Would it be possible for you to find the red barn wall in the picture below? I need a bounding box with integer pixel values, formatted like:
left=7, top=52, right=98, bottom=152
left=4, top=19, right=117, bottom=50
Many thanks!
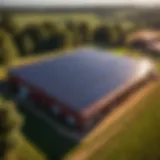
left=8, top=74, right=85, bottom=128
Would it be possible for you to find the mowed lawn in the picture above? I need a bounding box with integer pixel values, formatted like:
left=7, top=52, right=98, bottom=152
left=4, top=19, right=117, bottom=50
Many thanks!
left=89, top=84, right=160, bottom=160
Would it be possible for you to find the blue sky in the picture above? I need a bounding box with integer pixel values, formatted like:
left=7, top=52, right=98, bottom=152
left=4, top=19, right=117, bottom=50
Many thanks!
left=2, top=0, right=160, bottom=7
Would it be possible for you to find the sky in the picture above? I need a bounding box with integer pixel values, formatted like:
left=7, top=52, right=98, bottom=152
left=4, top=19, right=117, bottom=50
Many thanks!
left=2, top=0, right=160, bottom=7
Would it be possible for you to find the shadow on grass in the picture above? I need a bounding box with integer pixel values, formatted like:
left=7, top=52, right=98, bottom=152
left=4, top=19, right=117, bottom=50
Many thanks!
left=19, top=108, right=78, bottom=160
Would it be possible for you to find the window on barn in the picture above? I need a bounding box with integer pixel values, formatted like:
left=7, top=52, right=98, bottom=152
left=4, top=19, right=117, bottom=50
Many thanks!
left=51, top=105, right=60, bottom=115
left=65, top=115, right=76, bottom=126
left=16, top=84, right=29, bottom=101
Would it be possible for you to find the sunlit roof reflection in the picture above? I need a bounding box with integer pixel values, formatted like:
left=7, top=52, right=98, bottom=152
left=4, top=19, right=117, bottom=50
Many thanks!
left=137, top=59, right=155, bottom=78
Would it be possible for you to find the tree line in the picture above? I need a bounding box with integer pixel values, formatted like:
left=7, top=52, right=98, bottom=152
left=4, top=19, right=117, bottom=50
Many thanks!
left=0, top=97, right=23, bottom=160
left=0, top=13, right=136, bottom=65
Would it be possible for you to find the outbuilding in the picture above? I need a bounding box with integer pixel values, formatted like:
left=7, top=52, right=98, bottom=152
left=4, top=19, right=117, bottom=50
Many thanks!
left=7, top=48, right=156, bottom=130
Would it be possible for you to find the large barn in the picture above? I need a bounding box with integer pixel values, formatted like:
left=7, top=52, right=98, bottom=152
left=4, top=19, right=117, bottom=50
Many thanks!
left=7, top=48, right=156, bottom=130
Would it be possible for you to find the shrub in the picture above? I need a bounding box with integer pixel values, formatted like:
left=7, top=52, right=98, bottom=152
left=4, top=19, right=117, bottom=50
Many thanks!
left=77, top=21, right=91, bottom=44
left=42, top=21, right=58, bottom=35
left=23, top=24, right=41, bottom=44
left=48, top=29, right=73, bottom=51
left=1, top=13, right=19, bottom=36
left=113, top=23, right=131, bottom=46
left=35, top=22, right=59, bottom=53
left=93, top=24, right=114, bottom=46
left=65, top=20, right=77, bottom=32
left=0, top=98, right=24, bottom=159
left=20, top=34, right=36, bottom=56
left=0, top=30, right=19, bottom=65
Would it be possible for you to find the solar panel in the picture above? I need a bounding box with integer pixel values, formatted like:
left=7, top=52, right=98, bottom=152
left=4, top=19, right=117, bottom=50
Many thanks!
left=9, top=48, right=153, bottom=112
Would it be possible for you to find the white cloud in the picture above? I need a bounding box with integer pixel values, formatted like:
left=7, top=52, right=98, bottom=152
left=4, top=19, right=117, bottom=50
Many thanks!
left=3, top=0, right=160, bottom=7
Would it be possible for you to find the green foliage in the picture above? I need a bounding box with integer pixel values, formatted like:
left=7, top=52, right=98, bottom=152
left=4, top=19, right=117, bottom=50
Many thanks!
left=1, top=13, right=20, bottom=36
left=0, top=30, right=19, bottom=65
left=65, top=20, right=77, bottom=32
left=42, top=21, right=58, bottom=35
left=0, top=14, right=142, bottom=58
left=93, top=24, right=115, bottom=47
left=20, top=34, right=36, bottom=56
left=35, top=23, right=59, bottom=52
left=0, top=98, right=24, bottom=159
left=114, top=24, right=127, bottom=46
left=77, top=21, right=92, bottom=44
left=48, top=29, right=73, bottom=51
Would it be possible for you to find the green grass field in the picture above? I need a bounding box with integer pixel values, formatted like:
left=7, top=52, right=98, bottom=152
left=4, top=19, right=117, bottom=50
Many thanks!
left=16, top=136, right=47, bottom=160
left=12, top=13, right=100, bottom=29
left=89, top=84, right=160, bottom=160
left=1, top=12, right=160, bottom=160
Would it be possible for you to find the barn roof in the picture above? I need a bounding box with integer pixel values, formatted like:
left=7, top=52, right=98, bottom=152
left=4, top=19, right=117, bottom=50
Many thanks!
left=9, top=48, right=154, bottom=112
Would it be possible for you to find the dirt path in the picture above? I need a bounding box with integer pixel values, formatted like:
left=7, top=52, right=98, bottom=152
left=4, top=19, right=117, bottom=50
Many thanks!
left=65, top=82, right=158, bottom=160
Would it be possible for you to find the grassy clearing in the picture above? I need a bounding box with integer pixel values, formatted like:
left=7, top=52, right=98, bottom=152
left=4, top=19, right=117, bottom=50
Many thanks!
left=89, top=84, right=160, bottom=160
left=16, top=136, right=47, bottom=160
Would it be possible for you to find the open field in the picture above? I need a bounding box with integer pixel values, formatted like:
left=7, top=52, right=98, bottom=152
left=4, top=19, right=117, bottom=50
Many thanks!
left=1, top=11, right=160, bottom=160
left=12, top=13, right=100, bottom=29
left=89, top=83, right=160, bottom=160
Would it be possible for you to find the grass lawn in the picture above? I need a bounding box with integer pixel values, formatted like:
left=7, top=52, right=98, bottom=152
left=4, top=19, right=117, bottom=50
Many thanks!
left=18, top=107, right=77, bottom=160
left=15, top=136, right=47, bottom=160
left=89, top=84, right=160, bottom=160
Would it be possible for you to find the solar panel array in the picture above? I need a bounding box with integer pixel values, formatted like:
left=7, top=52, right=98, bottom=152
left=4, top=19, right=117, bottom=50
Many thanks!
left=10, top=48, right=151, bottom=112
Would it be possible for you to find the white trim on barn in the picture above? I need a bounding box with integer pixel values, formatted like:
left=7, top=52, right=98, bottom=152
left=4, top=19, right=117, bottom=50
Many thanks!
left=16, top=84, right=29, bottom=101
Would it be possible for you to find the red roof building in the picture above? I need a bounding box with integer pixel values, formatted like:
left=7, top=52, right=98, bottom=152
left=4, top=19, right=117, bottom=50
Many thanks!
left=7, top=48, right=156, bottom=130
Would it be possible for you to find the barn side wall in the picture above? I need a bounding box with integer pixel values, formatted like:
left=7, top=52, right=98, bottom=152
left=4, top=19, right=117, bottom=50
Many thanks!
left=7, top=74, right=85, bottom=129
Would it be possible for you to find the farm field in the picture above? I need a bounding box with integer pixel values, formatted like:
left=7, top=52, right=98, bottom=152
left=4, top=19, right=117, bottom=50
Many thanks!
left=12, top=13, right=100, bottom=29
left=1, top=12, right=160, bottom=159
left=89, top=83, right=160, bottom=160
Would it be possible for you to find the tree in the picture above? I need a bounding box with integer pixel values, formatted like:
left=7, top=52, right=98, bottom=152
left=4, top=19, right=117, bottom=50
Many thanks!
left=93, top=24, right=114, bottom=47
left=1, top=13, right=19, bottom=36
left=0, top=98, right=24, bottom=160
left=0, top=30, right=19, bottom=65
left=77, top=21, right=91, bottom=44
left=65, top=20, right=77, bottom=32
